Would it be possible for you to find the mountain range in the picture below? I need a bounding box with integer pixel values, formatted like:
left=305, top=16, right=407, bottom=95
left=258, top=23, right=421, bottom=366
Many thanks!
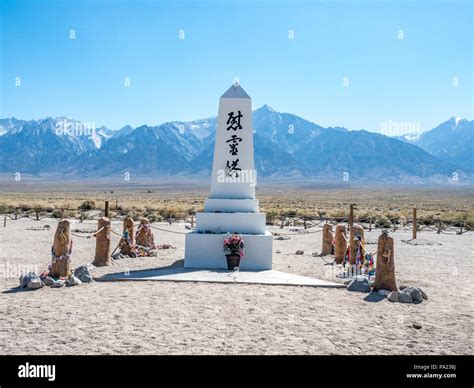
left=0, top=106, right=472, bottom=183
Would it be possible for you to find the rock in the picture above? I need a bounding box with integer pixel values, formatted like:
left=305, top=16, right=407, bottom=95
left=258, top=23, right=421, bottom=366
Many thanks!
left=377, top=289, right=390, bottom=297
left=295, top=250, right=304, bottom=255
left=28, top=279, right=44, bottom=289
left=388, top=291, right=399, bottom=302
left=413, top=323, right=422, bottom=330
left=20, top=272, right=44, bottom=289
left=74, top=265, right=94, bottom=283
left=347, top=277, right=371, bottom=292
left=66, top=276, right=82, bottom=287
left=41, top=276, right=54, bottom=286
left=399, top=292, right=413, bottom=303
left=419, top=288, right=428, bottom=300
left=51, top=279, right=65, bottom=288
left=20, top=272, right=36, bottom=288
left=276, top=249, right=281, bottom=254
left=403, top=287, right=424, bottom=303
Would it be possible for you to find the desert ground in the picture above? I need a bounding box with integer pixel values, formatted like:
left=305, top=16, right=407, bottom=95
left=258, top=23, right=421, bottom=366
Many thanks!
left=1, top=213, right=473, bottom=355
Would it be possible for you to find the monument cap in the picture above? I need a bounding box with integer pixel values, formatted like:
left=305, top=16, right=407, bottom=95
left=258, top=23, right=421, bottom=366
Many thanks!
left=221, top=84, right=251, bottom=99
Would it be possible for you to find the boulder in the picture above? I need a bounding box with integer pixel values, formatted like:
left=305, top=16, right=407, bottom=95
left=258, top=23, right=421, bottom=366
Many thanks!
left=399, top=292, right=413, bottom=303
left=295, top=250, right=304, bottom=255
left=419, top=288, right=428, bottom=300
left=377, top=289, right=390, bottom=297
left=387, top=291, right=399, bottom=302
left=20, top=272, right=37, bottom=288
left=403, top=287, right=424, bottom=303
left=74, top=265, right=94, bottom=283
left=66, top=276, right=82, bottom=287
left=20, top=272, right=44, bottom=289
left=51, top=279, right=65, bottom=288
left=28, top=279, right=44, bottom=289
left=347, top=276, right=371, bottom=292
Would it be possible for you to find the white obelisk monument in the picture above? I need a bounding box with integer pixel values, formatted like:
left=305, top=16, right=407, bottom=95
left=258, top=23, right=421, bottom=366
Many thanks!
left=184, top=84, right=273, bottom=270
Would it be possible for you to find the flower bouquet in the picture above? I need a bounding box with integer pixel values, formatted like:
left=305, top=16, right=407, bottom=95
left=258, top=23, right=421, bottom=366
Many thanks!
left=223, top=233, right=245, bottom=270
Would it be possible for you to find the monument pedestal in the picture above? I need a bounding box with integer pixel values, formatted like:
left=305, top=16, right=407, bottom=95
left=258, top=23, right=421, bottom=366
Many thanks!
left=184, top=84, right=273, bottom=270
left=185, top=231, right=273, bottom=270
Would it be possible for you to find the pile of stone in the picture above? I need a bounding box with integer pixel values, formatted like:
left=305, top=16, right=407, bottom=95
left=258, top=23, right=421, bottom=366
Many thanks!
left=19, top=265, right=94, bottom=290
left=346, top=277, right=428, bottom=304
left=387, top=286, right=428, bottom=304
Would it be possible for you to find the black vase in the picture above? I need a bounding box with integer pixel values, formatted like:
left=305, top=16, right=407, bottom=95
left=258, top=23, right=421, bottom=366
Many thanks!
left=225, top=254, right=241, bottom=270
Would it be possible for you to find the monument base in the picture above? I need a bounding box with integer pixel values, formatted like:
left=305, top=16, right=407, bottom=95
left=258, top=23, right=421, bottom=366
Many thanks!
left=184, top=231, right=273, bottom=270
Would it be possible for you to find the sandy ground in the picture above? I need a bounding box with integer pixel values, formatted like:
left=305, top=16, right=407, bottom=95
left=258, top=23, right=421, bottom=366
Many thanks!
left=0, top=218, right=472, bottom=355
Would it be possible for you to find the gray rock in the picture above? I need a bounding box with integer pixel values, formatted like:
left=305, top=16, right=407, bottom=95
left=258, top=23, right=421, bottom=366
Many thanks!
left=399, top=292, right=413, bottom=303
left=27, top=278, right=44, bottom=290
left=403, top=287, right=424, bottom=303
left=419, top=288, right=428, bottom=300
left=41, top=276, right=54, bottom=286
left=51, top=279, right=65, bottom=288
left=387, top=291, right=399, bottom=302
left=20, top=272, right=38, bottom=288
left=377, top=289, right=390, bottom=297
left=295, top=250, right=304, bottom=255
left=74, top=265, right=94, bottom=283
left=20, top=272, right=44, bottom=289
left=347, top=277, right=371, bottom=292
left=66, top=276, right=82, bottom=287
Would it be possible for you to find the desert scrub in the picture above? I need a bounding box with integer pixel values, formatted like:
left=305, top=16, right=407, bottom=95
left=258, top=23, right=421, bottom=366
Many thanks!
left=79, top=200, right=95, bottom=210
left=375, top=216, right=392, bottom=228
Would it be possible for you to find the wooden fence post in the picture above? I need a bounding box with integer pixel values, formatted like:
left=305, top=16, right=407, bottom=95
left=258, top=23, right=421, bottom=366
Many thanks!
left=349, top=224, right=365, bottom=265
left=349, top=204, right=354, bottom=229
left=191, top=213, right=194, bottom=228
left=104, top=201, right=109, bottom=218
left=50, top=220, right=72, bottom=278
left=92, top=217, right=111, bottom=267
left=303, top=217, right=307, bottom=230
left=460, top=222, right=463, bottom=235
left=437, top=221, right=441, bottom=234
left=372, top=231, right=398, bottom=292
left=369, top=218, right=372, bottom=232
left=321, top=224, right=333, bottom=255
left=334, top=225, right=347, bottom=264
left=3, top=215, right=6, bottom=227
left=280, top=214, right=284, bottom=229
left=412, top=208, right=417, bottom=240
left=14, top=208, right=18, bottom=220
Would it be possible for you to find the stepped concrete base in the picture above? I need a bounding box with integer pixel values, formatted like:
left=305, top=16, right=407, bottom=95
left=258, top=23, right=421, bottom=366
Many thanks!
left=184, top=231, right=272, bottom=270
left=99, top=268, right=345, bottom=288
left=204, top=198, right=259, bottom=213
left=196, top=212, right=266, bottom=234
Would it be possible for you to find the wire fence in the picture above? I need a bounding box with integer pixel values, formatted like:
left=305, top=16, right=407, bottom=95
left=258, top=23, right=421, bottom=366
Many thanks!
left=1, top=204, right=472, bottom=236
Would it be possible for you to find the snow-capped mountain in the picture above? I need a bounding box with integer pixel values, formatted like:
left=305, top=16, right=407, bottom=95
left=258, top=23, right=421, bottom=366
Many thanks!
left=0, top=109, right=471, bottom=182
left=395, top=118, right=474, bottom=172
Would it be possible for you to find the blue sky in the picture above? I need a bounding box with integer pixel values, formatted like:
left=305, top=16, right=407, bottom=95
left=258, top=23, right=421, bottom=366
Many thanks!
left=0, top=0, right=472, bottom=133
